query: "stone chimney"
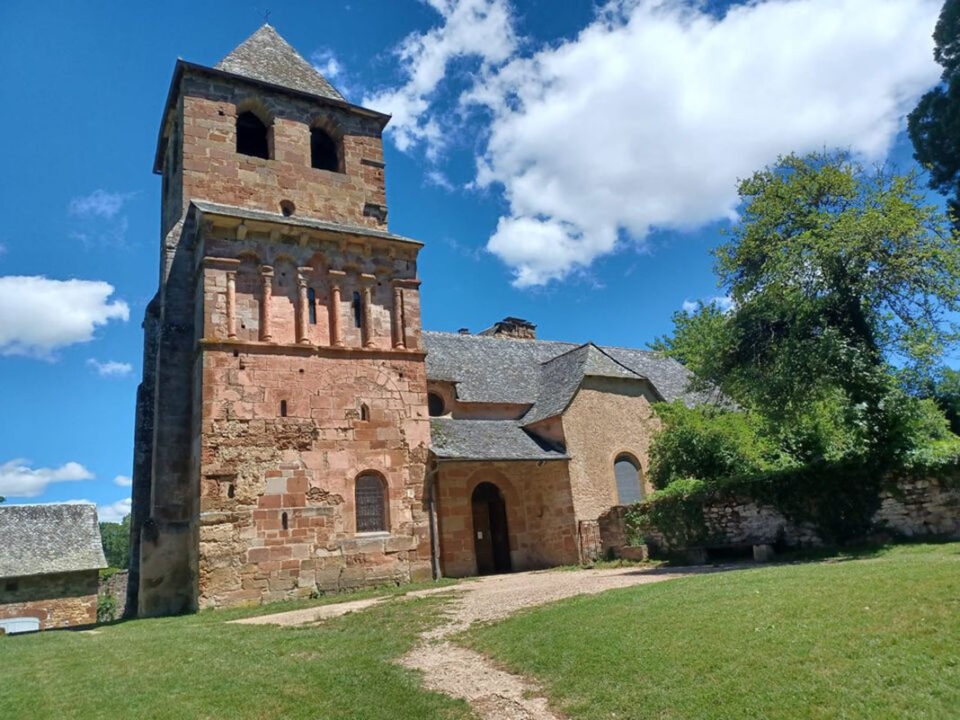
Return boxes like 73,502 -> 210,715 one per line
478,317 -> 537,340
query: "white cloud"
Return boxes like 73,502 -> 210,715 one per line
682,295 -> 734,314
113,475 -> 132,487
0,459 -> 94,498
67,190 -> 134,220
363,0 -> 517,155
0,276 -> 129,357
97,497 -> 132,523
469,0 -> 941,286
370,0 -> 941,287
311,48 -> 342,79
87,358 -> 133,378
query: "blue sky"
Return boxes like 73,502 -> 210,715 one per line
0,0 -> 947,519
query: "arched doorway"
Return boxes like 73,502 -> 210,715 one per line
471,482 -> 511,575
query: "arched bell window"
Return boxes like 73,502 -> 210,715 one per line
310,127 -> 340,171
236,110 -> 270,159
355,473 -> 387,532
614,454 -> 644,505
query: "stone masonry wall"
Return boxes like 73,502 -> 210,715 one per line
0,571 -> 99,629
561,377 -> 661,521
435,460 -> 579,576
178,72 -> 386,228
197,347 -> 431,608
607,475 -> 960,554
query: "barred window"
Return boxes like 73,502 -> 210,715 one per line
355,474 -> 386,532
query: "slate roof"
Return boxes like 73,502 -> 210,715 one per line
190,200 -> 422,246
522,344 -> 646,425
216,25 -> 345,101
423,331 -> 713,411
0,504 -> 107,579
430,418 -> 568,461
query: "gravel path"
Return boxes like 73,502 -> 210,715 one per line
235,563 -> 749,718
401,564 -> 743,720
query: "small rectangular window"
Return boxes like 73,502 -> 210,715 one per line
307,288 -> 317,325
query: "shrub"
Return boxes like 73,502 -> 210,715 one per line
97,592 -> 116,624
649,401 -> 786,489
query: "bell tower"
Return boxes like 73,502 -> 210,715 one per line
129,26 -> 431,616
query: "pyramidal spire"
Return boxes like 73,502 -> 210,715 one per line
215,24 -> 344,101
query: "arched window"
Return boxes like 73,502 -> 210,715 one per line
360,403 -> 370,421
310,127 -> 339,171
281,511 -> 289,530
236,110 -> 269,159
352,291 -> 362,328
307,288 -> 317,325
427,393 -> 445,417
614,454 -> 644,505
355,474 -> 386,532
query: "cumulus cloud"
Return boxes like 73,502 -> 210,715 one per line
682,296 -> 734,314
113,475 -> 132,487
363,0 -> 517,155
87,358 -> 133,378
369,0 -> 941,286
470,0 -> 941,285
0,459 -> 94,498
67,190 -> 134,220
0,276 -> 129,357
97,497 -> 132,523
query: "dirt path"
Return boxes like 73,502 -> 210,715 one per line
237,564 -> 746,719
401,564 -> 742,720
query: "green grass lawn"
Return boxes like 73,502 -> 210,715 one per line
0,582 -> 469,720
464,543 -> 960,720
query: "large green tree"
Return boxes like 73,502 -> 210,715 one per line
908,0 -> 960,225
99,515 -> 131,569
655,152 -> 960,458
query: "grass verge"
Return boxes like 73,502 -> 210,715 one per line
0,586 -> 468,720
463,542 -> 960,719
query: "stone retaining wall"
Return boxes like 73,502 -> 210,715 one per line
601,474 -> 960,555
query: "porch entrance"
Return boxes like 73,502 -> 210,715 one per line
471,482 -> 511,575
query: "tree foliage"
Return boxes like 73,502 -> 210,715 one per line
908,0 -> 960,225
645,152 -> 960,533
99,514 -> 131,569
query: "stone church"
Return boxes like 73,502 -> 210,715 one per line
129,26 -> 706,616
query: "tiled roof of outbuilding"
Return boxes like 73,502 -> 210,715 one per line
216,24 -> 345,102
522,344 -> 645,425
423,331 -> 713,412
430,418 -> 568,461
0,504 -> 107,579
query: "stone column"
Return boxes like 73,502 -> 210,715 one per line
360,274 -> 376,349
391,284 -> 406,349
328,269 -> 346,348
226,271 -> 237,339
295,267 -> 312,345
259,265 -> 274,342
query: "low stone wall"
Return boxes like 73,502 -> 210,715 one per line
99,570 -> 128,616
602,474 -> 960,555
0,570 -> 99,629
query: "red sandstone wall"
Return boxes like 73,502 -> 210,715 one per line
196,347 -> 432,607
435,461 -> 579,576
177,74 -> 386,228
0,571 -> 98,629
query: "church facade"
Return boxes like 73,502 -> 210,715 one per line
129,26 -> 705,615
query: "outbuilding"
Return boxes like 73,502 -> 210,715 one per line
0,504 -> 107,632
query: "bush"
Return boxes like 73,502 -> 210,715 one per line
97,592 -> 116,624
649,402 -> 786,489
